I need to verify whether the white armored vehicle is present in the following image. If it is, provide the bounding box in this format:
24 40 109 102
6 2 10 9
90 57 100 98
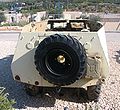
11 19 109 101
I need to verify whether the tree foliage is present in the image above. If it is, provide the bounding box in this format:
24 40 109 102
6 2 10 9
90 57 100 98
0 0 119 15
0 12 6 23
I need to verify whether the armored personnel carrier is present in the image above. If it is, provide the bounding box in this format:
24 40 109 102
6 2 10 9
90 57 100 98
11 18 109 101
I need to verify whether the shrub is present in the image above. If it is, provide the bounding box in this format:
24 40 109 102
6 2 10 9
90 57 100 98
80 14 101 21
0 12 6 23
89 14 101 22
0 21 29 27
0 87 15 110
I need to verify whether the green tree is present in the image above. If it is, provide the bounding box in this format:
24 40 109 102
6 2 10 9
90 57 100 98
0 12 6 23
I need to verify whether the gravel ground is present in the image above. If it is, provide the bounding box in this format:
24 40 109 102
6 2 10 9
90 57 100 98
0 33 120 110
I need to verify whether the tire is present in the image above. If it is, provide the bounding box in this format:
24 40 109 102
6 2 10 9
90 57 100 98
34 34 87 86
87 85 101 102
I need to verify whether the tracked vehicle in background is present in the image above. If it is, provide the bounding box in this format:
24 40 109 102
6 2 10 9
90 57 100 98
11 18 109 101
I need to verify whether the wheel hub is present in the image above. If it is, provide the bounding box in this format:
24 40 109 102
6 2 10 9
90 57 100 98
57 55 65 64
45 49 72 76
